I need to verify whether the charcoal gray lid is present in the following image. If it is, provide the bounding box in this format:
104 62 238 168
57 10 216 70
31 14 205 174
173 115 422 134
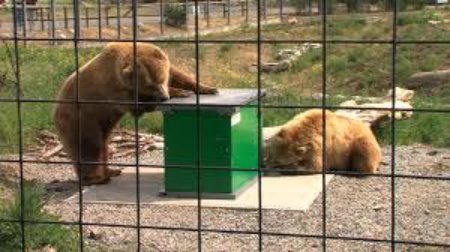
158 88 266 114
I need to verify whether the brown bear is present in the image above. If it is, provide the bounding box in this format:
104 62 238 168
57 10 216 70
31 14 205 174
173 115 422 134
53 42 217 185
264 109 381 174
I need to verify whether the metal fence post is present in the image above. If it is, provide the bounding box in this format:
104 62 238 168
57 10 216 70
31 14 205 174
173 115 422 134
85 7 89 28
97 0 102 39
159 0 164 35
22 2 28 38
116 0 121 39
309 0 312 15
227 0 231 25
245 0 248 22
50 0 55 44
64 6 68 29
105 5 109 27
279 0 283 22
39 7 44 30
206 0 210 28
263 0 267 20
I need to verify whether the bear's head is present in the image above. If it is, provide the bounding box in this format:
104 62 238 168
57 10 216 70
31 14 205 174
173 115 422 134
121 52 170 103
263 128 312 174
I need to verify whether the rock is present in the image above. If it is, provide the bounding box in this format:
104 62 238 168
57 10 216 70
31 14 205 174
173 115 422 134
386 87 414 102
428 20 441 25
154 142 164 150
340 100 358 107
406 70 450 93
88 230 102 240
373 205 384 211
427 150 438 156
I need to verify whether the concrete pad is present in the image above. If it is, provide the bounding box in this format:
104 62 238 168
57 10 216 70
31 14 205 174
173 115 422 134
67 167 334 211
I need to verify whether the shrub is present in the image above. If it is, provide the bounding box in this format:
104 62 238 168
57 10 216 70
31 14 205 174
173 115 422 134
0 182 79 251
375 102 450 148
288 0 310 12
164 4 187 28
396 11 443 26
386 0 427 11
344 0 361 12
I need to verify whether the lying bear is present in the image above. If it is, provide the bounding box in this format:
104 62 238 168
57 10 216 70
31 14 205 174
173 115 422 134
264 109 382 174
53 42 217 185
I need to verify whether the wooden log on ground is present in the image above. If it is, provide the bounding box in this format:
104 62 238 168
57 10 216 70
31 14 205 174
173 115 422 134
335 100 413 128
252 43 321 73
40 144 63 161
406 69 450 92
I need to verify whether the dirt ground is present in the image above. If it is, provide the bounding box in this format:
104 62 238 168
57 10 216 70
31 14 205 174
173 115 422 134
0 144 449 251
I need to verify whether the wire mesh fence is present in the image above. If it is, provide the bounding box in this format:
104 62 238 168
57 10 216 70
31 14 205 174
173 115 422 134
0 0 449 251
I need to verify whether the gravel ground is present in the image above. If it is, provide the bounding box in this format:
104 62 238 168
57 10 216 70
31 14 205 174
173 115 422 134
1 144 449 251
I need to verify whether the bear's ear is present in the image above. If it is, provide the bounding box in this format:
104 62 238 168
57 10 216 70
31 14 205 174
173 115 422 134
277 128 286 138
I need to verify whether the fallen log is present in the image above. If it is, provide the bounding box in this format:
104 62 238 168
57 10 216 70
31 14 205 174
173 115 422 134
252 43 321 73
32 128 164 160
40 144 63 161
335 100 413 128
335 87 414 128
406 69 450 92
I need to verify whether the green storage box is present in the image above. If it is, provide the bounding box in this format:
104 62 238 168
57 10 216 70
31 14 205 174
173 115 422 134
160 89 264 199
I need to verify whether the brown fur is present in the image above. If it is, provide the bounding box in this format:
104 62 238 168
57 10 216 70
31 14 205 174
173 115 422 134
264 109 382 174
53 42 217 185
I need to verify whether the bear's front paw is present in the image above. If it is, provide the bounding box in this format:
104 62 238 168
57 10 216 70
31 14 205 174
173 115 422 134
199 86 218 95
107 168 122 177
170 87 193 98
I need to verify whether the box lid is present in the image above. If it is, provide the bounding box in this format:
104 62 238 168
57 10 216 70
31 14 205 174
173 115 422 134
159 88 265 113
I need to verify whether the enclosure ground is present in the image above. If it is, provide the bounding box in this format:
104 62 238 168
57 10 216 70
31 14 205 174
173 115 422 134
1 144 448 251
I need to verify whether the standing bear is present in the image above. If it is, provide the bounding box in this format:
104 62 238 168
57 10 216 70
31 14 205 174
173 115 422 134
264 109 382 174
53 42 217 185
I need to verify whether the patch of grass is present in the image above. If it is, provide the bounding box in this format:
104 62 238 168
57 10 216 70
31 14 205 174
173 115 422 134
239 22 251 33
0 45 100 154
327 16 368 37
290 48 321 73
396 54 415 84
324 44 391 96
0 182 79 251
218 43 234 58
374 97 450 147
397 11 444 26
163 4 187 28
119 112 164 134
0 103 18 154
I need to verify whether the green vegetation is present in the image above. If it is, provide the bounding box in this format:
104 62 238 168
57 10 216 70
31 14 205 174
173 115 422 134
0 10 449 151
397 10 445 26
375 97 450 148
0 182 79 251
164 4 187 28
